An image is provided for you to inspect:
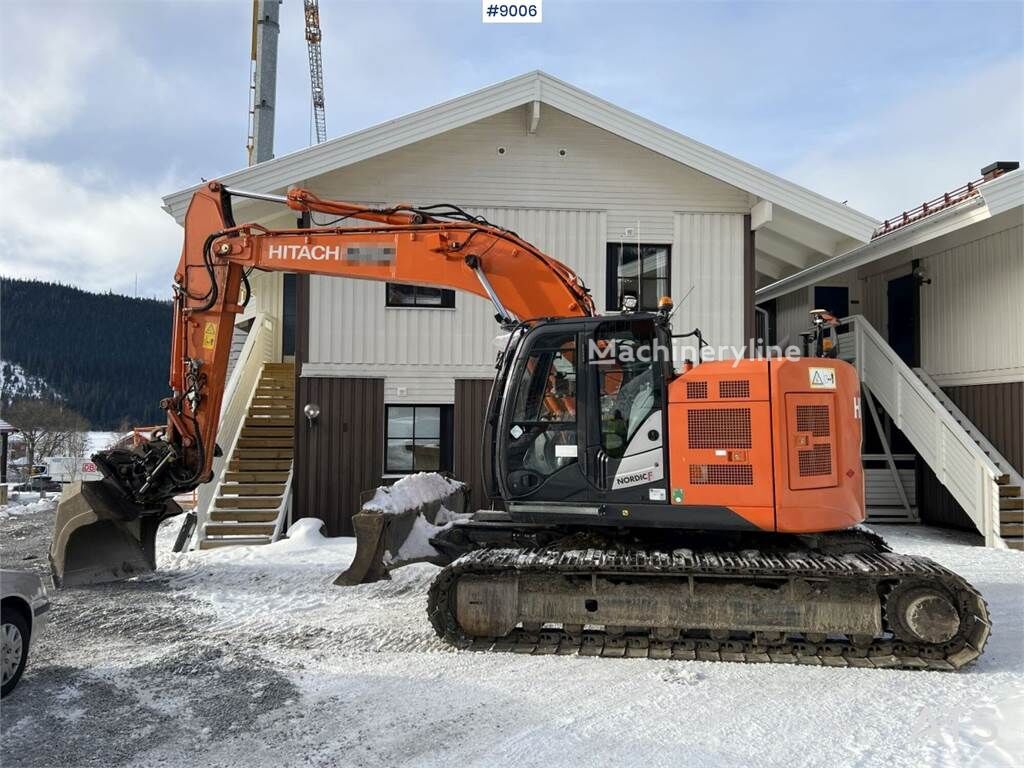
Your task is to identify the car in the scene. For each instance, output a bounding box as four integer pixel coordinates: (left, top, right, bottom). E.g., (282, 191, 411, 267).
(13, 475, 62, 493)
(1, 569, 50, 697)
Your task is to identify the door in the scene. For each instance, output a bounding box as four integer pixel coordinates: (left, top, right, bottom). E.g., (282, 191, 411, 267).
(886, 274, 918, 366)
(586, 318, 666, 499)
(499, 326, 587, 500)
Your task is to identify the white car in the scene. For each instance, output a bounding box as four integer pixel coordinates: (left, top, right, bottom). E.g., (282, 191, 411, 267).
(1, 569, 50, 697)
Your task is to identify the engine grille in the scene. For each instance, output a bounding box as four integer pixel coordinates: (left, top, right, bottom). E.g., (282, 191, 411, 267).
(689, 464, 754, 485)
(798, 445, 833, 477)
(719, 380, 751, 399)
(796, 405, 830, 437)
(687, 408, 752, 449)
(686, 380, 708, 400)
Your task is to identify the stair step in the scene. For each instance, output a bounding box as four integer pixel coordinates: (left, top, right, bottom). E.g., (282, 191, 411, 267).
(210, 509, 280, 522)
(996, 474, 1011, 485)
(236, 438, 293, 449)
(232, 451, 293, 462)
(1000, 522, 1024, 537)
(1005, 539, 1024, 551)
(238, 415, 288, 428)
(999, 485, 1021, 498)
(205, 523, 276, 537)
(200, 537, 272, 549)
(1000, 509, 1024, 524)
(1000, 498, 1024, 511)
(220, 482, 287, 496)
(224, 471, 290, 483)
(229, 459, 293, 471)
(215, 496, 280, 509)
(240, 427, 293, 438)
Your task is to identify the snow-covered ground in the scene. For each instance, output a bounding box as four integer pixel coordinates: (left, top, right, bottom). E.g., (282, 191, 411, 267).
(1, 503, 1022, 768)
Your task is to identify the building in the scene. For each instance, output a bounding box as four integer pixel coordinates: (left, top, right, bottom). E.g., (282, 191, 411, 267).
(757, 162, 1023, 547)
(162, 72, 1019, 548)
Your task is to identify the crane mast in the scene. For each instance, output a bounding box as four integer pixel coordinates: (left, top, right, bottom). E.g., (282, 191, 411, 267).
(304, 0, 327, 144)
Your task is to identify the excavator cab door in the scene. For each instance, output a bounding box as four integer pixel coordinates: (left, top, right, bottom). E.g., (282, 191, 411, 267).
(496, 322, 590, 501)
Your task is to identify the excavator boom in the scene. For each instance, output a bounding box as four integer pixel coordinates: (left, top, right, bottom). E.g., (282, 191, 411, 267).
(51, 183, 593, 585)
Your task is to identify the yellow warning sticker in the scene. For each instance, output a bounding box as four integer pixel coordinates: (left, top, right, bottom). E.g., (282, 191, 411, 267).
(202, 321, 217, 350)
(809, 367, 837, 389)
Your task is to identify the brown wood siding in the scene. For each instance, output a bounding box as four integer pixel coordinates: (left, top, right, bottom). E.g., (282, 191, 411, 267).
(919, 381, 1023, 530)
(454, 378, 498, 512)
(294, 377, 384, 536)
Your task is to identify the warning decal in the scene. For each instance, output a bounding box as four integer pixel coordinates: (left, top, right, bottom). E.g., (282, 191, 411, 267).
(809, 367, 837, 389)
(202, 321, 217, 350)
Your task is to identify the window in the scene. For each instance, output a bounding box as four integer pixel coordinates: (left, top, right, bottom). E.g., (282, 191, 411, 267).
(594, 321, 660, 459)
(385, 405, 453, 473)
(505, 332, 579, 486)
(606, 243, 671, 312)
(386, 283, 456, 308)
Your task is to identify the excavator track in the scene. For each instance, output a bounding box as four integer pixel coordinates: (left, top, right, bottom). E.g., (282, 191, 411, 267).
(426, 534, 990, 671)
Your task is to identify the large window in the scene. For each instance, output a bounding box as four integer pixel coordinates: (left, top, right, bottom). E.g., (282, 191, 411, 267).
(386, 283, 456, 308)
(606, 243, 671, 312)
(385, 405, 453, 473)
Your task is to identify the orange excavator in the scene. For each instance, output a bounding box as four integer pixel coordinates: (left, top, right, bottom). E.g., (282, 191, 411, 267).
(51, 183, 989, 669)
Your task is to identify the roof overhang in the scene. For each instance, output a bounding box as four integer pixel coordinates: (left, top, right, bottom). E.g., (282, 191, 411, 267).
(755, 169, 1022, 302)
(163, 71, 878, 271)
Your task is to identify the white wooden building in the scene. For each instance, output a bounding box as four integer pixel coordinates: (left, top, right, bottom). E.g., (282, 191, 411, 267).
(172, 71, 1021, 545)
(757, 163, 1023, 547)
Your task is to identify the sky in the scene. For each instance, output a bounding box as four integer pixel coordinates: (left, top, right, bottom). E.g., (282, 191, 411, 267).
(0, 0, 1021, 297)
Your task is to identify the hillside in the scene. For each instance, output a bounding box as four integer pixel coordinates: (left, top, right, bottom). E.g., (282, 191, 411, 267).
(0, 278, 172, 429)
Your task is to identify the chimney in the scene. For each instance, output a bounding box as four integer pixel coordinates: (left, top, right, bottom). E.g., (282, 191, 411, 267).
(980, 161, 1019, 181)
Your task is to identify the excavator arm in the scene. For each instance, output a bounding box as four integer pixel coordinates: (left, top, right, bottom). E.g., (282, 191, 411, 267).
(51, 182, 593, 585)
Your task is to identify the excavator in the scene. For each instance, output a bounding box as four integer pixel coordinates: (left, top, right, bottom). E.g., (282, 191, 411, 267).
(50, 182, 990, 670)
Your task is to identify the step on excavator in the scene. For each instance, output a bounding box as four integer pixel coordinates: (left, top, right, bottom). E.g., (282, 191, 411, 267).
(50, 182, 990, 670)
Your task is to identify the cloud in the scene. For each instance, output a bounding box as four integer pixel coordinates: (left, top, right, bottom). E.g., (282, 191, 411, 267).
(0, 12, 111, 147)
(783, 56, 1024, 219)
(0, 158, 183, 298)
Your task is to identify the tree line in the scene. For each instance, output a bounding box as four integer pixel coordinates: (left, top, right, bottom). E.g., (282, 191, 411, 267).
(1, 277, 172, 429)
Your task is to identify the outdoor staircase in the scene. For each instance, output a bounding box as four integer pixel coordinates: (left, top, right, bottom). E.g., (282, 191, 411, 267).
(200, 361, 295, 549)
(914, 370, 1024, 550)
(841, 315, 1022, 549)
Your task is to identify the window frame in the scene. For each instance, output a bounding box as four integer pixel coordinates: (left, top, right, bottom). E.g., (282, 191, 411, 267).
(605, 243, 672, 312)
(385, 283, 456, 310)
(383, 404, 454, 475)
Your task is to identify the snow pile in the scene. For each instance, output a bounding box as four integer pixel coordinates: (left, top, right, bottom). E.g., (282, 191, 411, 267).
(362, 472, 464, 516)
(0, 494, 57, 521)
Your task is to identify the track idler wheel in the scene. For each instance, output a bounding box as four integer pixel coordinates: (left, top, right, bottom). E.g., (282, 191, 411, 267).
(888, 584, 962, 645)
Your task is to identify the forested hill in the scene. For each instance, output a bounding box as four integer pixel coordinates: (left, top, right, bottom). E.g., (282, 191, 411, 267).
(1, 278, 173, 429)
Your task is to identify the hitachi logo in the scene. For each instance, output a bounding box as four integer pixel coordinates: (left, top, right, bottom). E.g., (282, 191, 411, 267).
(267, 244, 344, 261)
(266, 243, 395, 263)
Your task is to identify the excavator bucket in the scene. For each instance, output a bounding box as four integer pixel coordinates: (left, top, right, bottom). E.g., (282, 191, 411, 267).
(50, 481, 181, 587)
(335, 474, 472, 586)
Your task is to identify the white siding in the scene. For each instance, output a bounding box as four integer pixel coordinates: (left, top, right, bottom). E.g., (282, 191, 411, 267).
(920, 223, 1024, 384)
(240, 271, 284, 359)
(774, 287, 812, 348)
(304, 208, 607, 378)
(673, 212, 746, 352)
(297, 104, 755, 375)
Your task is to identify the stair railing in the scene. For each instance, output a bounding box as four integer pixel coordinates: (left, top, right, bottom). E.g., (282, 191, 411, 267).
(193, 314, 276, 547)
(843, 315, 1003, 547)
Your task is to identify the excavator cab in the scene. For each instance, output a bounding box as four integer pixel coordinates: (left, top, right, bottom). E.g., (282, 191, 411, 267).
(487, 313, 672, 515)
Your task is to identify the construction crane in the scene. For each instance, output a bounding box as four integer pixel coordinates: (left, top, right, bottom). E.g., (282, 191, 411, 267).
(303, 0, 327, 144)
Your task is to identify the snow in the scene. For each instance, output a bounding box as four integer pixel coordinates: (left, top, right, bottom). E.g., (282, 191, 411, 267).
(0, 492, 57, 520)
(85, 431, 122, 454)
(362, 472, 464, 515)
(137, 523, 1024, 767)
(0, 359, 59, 401)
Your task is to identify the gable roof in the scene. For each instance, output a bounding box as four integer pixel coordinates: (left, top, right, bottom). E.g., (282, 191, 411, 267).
(163, 71, 878, 254)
